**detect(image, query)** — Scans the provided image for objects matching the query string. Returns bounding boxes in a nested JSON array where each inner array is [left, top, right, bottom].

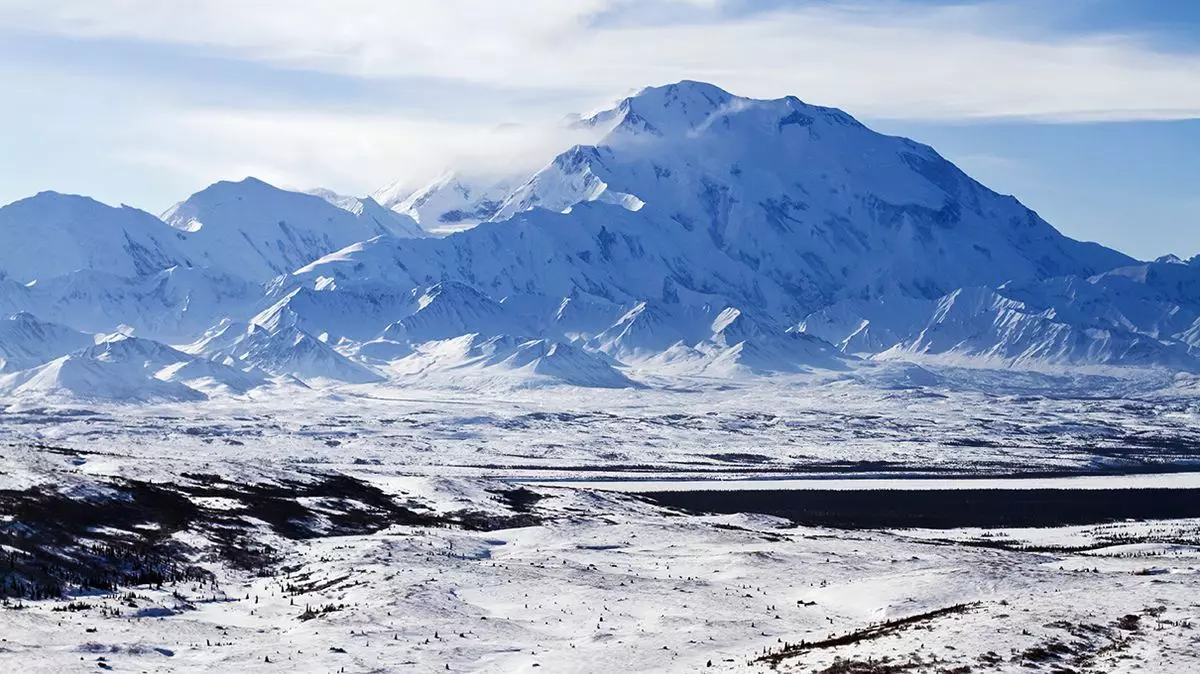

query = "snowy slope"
[[162, 178, 409, 282], [0, 192, 188, 283], [796, 293, 935, 354], [381, 282, 534, 344], [0, 312, 95, 373], [193, 319, 383, 385], [880, 286, 1199, 370], [1007, 259, 1200, 349], [595, 302, 848, 375], [0, 334, 266, 402], [24, 265, 263, 343], [374, 171, 523, 235], [248, 283, 415, 344], [387, 333, 636, 388], [308, 188, 427, 239]]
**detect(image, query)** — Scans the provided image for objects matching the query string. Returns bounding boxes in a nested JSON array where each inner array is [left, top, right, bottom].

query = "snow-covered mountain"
[[0, 312, 95, 373], [496, 81, 1131, 305], [1, 80, 1195, 401], [0, 333, 267, 402], [308, 188, 427, 239], [374, 172, 524, 235], [0, 192, 188, 283], [191, 319, 383, 385], [161, 178, 420, 282], [806, 256, 1200, 370], [878, 286, 1197, 370]]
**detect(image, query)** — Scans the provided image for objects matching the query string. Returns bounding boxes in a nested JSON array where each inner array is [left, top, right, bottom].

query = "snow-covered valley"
[[2, 393, 1199, 673], [2, 373, 1200, 671]]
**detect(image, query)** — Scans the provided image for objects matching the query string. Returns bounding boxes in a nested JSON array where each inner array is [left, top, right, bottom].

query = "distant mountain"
[[374, 172, 524, 235], [1, 80, 1193, 400], [162, 177, 422, 282], [0, 312, 95, 373], [192, 319, 383, 385], [290, 81, 1138, 371], [0, 192, 188, 283], [308, 188, 427, 239], [0, 333, 267, 402], [493, 81, 1132, 306]]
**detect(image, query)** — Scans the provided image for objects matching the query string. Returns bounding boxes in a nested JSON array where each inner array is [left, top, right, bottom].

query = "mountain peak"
[[0, 190, 185, 282], [16, 190, 112, 211], [610, 81, 739, 135], [584, 80, 862, 142], [630, 80, 735, 106], [202, 176, 281, 197], [160, 177, 426, 281]]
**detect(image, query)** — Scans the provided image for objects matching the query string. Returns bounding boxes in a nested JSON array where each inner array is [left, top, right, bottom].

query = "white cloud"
[[115, 106, 599, 202], [3, 1, 1200, 212], [2, 0, 1200, 121]]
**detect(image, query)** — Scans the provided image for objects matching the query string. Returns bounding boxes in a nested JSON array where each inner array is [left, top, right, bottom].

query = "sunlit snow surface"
[[1, 367, 1199, 672]]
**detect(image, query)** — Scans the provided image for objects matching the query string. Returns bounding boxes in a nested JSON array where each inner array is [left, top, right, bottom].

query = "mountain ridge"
[[0, 80, 1191, 401]]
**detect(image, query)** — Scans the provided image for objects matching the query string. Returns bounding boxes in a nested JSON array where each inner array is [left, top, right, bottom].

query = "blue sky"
[[0, 0, 1197, 259]]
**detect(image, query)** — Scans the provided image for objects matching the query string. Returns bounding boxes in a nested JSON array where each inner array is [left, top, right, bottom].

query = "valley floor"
[[1, 478, 1197, 673], [1, 370, 1199, 672]]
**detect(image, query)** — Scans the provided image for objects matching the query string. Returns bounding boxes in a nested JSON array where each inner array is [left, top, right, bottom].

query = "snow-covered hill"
[[192, 319, 383, 385], [0, 333, 267, 402]]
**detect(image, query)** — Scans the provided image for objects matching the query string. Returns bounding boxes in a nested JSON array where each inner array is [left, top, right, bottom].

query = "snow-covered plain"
[[1, 368, 1199, 672], [3, 362, 1199, 484], [0, 442, 1198, 673]]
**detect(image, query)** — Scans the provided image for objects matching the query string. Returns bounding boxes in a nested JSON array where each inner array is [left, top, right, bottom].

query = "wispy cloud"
[[3, 0, 1200, 211], [117, 107, 602, 201], [3, 0, 1199, 121]]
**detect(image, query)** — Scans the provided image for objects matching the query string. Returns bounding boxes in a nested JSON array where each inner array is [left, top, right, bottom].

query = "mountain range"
[[1, 80, 1196, 402]]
